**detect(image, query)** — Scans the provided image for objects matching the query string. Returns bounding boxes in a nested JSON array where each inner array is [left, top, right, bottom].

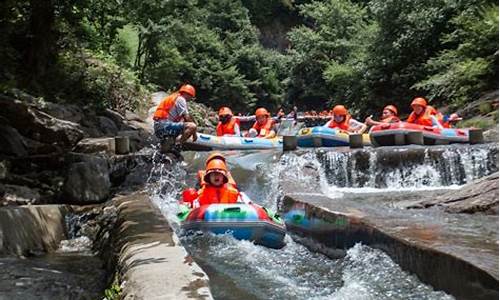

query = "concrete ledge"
[[280, 194, 498, 300], [0, 205, 69, 255], [112, 191, 212, 299]]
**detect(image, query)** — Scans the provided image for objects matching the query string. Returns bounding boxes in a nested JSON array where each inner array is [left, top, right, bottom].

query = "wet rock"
[[0, 161, 8, 179], [73, 137, 116, 154], [0, 125, 27, 157], [108, 153, 151, 187], [406, 172, 499, 214], [0, 184, 41, 205], [62, 157, 111, 204], [0, 96, 84, 148], [116, 130, 143, 152]]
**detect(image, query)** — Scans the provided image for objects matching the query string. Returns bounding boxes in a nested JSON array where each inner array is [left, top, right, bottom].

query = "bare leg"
[[179, 122, 197, 143]]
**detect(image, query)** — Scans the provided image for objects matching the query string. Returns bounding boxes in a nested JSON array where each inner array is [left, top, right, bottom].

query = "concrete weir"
[[0, 205, 69, 256], [111, 191, 212, 299], [280, 193, 499, 300]]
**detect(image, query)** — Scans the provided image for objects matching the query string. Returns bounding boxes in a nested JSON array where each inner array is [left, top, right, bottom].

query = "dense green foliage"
[[0, 0, 497, 115]]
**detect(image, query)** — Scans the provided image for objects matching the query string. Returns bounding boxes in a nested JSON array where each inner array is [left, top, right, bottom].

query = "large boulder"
[[74, 138, 116, 154], [62, 156, 111, 204], [0, 125, 28, 157], [0, 96, 84, 148]]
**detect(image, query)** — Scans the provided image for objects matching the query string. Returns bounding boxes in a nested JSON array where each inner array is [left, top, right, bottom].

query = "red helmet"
[[411, 97, 427, 108], [384, 105, 398, 116], [255, 108, 270, 117], [218, 107, 233, 116], [332, 105, 348, 116], [182, 188, 198, 203], [179, 84, 196, 97]]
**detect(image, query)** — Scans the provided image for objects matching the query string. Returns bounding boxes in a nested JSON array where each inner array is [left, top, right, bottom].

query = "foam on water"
[[147, 149, 456, 299]]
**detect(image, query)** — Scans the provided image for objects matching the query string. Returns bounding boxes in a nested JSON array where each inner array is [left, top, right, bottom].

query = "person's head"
[[383, 105, 398, 118], [332, 105, 348, 123], [255, 107, 270, 125], [448, 113, 463, 123], [203, 158, 228, 187], [179, 84, 196, 100], [218, 107, 233, 124], [411, 97, 427, 115]]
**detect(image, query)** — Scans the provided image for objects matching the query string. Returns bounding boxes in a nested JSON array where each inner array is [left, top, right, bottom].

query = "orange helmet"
[[332, 105, 348, 116], [206, 152, 226, 165], [218, 107, 233, 116], [182, 188, 198, 202], [255, 108, 270, 117], [179, 84, 196, 97], [384, 105, 398, 116], [204, 159, 228, 184], [411, 97, 427, 108]]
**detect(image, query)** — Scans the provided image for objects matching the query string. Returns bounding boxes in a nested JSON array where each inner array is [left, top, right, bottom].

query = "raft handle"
[[223, 207, 241, 212], [423, 126, 435, 131], [243, 139, 254, 143], [200, 135, 210, 140]]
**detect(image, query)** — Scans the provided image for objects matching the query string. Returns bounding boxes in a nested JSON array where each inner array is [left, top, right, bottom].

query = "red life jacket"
[[216, 117, 239, 136], [328, 115, 351, 130], [252, 118, 275, 137], [153, 92, 179, 121], [197, 184, 239, 205], [407, 106, 441, 127]]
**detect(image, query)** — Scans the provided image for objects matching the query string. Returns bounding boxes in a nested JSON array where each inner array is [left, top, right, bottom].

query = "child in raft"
[[323, 105, 367, 134], [182, 153, 244, 208], [246, 108, 279, 139]]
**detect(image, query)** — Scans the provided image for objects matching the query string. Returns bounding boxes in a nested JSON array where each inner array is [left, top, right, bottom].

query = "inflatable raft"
[[183, 133, 282, 151], [297, 126, 371, 147], [370, 122, 471, 146], [178, 202, 286, 249]]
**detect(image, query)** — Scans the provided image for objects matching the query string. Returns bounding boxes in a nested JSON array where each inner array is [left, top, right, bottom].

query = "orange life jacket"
[[197, 170, 237, 188], [328, 115, 351, 131], [252, 118, 276, 137], [216, 117, 240, 136], [153, 92, 179, 121], [381, 116, 400, 123], [197, 184, 239, 205], [407, 106, 441, 127]]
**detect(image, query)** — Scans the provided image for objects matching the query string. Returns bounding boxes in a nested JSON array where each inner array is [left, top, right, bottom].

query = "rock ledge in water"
[[405, 172, 499, 214]]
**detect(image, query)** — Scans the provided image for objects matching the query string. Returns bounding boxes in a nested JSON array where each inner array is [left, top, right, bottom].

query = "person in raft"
[[324, 105, 367, 134], [153, 84, 198, 152], [216, 107, 241, 137], [441, 113, 463, 128], [246, 107, 278, 139], [197, 152, 237, 188], [365, 105, 401, 127], [406, 97, 444, 127], [182, 156, 242, 208]]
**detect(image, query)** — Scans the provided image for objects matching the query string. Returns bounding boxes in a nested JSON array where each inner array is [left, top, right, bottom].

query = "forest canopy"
[[0, 0, 497, 115]]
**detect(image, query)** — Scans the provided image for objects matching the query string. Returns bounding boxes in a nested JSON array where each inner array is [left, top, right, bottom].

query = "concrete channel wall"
[[280, 194, 499, 300], [111, 191, 213, 300], [0, 205, 69, 256]]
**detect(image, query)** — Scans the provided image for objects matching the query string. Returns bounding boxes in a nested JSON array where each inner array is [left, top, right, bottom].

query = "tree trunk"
[[23, 0, 56, 86]]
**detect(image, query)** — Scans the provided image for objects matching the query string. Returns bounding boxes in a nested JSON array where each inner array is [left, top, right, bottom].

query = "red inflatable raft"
[[369, 122, 474, 146]]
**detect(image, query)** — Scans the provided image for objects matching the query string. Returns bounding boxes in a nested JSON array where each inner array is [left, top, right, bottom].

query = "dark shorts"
[[154, 120, 184, 139]]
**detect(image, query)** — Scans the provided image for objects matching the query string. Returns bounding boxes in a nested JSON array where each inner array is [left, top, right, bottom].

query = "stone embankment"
[[0, 89, 214, 299]]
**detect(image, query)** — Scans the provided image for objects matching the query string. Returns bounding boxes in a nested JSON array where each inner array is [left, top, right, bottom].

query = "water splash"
[[146, 149, 455, 300], [316, 144, 498, 190]]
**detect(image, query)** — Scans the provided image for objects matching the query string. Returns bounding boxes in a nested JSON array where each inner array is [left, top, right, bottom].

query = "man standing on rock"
[[153, 84, 198, 154]]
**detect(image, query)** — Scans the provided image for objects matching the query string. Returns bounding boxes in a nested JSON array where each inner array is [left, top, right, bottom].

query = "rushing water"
[[145, 144, 494, 300]]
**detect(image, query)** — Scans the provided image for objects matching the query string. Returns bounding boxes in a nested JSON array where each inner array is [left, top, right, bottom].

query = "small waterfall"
[[316, 144, 498, 190]]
